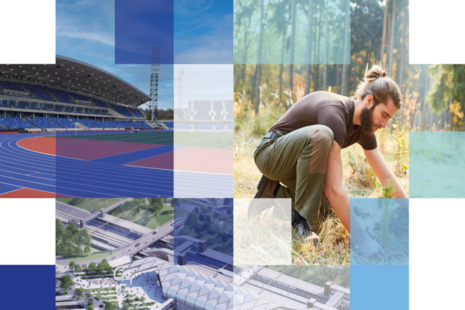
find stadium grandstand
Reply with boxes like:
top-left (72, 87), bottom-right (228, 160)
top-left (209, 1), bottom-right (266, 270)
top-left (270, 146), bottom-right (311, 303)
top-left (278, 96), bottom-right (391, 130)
top-left (0, 55), bottom-right (162, 132)
top-left (173, 100), bottom-right (233, 132)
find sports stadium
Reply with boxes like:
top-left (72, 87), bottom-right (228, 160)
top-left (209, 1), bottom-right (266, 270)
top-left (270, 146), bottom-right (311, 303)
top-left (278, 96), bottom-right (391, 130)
top-left (0, 56), bottom-right (232, 198)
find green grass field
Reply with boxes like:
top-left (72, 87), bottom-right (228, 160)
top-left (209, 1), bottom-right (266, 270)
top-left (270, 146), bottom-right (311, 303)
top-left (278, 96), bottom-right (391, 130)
top-left (57, 131), bottom-right (232, 149)
top-left (57, 198), bottom-right (127, 211)
top-left (108, 199), bottom-right (174, 229)
top-left (65, 246), bottom-right (112, 261)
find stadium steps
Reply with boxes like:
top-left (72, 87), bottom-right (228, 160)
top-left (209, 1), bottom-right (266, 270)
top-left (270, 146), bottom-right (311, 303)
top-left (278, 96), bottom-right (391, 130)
top-left (127, 108), bottom-right (137, 118)
top-left (48, 118), bottom-right (64, 128)
top-left (143, 121), bottom-right (157, 128)
top-left (17, 83), bottom-right (35, 99)
top-left (158, 122), bottom-right (169, 130)
top-left (43, 87), bottom-right (58, 102)
top-left (64, 91), bottom-right (77, 104)
top-left (107, 109), bottom-right (125, 119)
top-left (89, 120), bottom-right (100, 127)
top-left (22, 118), bottom-right (39, 128)
top-left (73, 122), bottom-right (88, 130)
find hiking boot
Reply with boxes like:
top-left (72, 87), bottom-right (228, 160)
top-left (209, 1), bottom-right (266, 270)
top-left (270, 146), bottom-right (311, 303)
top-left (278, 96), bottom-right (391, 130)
top-left (292, 212), bottom-right (320, 247)
top-left (248, 175), bottom-right (280, 217)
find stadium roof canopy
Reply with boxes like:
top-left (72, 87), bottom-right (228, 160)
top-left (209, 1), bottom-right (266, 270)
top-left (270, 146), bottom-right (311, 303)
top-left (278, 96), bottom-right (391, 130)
top-left (0, 55), bottom-right (151, 107)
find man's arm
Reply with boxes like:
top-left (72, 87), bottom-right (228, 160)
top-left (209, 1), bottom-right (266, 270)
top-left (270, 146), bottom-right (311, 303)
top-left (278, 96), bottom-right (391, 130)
top-left (324, 141), bottom-right (350, 231)
top-left (364, 147), bottom-right (408, 199)
top-left (325, 141), bottom-right (386, 258)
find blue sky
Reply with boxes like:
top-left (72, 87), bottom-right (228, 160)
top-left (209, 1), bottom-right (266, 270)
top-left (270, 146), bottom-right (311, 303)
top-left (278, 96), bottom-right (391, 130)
top-left (174, 0), bottom-right (233, 64)
top-left (56, 0), bottom-right (233, 110)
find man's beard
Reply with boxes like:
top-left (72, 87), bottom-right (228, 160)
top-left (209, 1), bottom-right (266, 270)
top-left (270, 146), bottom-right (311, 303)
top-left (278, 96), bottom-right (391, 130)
top-left (360, 105), bottom-right (379, 135)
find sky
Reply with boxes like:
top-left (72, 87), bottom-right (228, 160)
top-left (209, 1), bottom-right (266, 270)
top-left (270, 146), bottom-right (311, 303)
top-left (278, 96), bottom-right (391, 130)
top-left (56, 0), bottom-right (233, 110)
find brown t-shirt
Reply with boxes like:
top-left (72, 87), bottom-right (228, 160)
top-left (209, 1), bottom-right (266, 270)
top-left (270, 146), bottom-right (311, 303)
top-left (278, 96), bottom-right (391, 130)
top-left (269, 91), bottom-right (377, 150)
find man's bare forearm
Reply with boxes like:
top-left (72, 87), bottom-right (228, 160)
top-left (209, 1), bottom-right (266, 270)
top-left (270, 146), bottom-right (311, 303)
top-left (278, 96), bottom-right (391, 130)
top-left (326, 186), bottom-right (351, 233)
top-left (327, 187), bottom-right (375, 247)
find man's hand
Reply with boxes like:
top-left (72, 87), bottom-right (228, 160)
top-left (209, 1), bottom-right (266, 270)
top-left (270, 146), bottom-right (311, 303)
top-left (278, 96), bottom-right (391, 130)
top-left (359, 235), bottom-right (387, 260)
top-left (364, 147), bottom-right (408, 200)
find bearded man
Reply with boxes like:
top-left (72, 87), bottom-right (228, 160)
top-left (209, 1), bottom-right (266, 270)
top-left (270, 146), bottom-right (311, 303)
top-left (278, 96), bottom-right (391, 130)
top-left (252, 65), bottom-right (407, 258)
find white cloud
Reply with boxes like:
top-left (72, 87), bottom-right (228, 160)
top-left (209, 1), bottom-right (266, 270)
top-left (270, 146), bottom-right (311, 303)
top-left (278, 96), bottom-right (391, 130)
top-left (57, 29), bottom-right (114, 47)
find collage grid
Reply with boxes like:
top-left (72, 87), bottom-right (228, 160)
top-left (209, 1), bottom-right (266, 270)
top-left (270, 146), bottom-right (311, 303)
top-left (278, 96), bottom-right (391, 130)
top-left (0, 1), bottom-right (464, 310)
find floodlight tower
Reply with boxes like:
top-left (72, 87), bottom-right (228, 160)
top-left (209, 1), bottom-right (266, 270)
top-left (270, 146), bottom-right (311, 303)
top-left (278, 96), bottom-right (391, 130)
top-left (150, 46), bottom-right (161, 120)
top-left (174, 68), bottom-right (184, 109)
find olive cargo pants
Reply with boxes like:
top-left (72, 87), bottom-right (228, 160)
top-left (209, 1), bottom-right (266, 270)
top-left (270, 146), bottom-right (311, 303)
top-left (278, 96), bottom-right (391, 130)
top-left (254, 125), bottom-right (334, 224)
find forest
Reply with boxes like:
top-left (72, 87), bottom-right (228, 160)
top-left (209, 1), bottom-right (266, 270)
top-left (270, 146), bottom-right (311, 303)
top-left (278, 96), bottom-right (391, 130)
top-left (234, 0), bottom-right (465, 131)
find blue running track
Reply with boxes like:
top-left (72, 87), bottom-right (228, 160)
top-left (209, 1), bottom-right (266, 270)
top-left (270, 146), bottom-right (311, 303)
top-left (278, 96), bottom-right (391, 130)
top-left (0, 134), bottom-right (232, 198)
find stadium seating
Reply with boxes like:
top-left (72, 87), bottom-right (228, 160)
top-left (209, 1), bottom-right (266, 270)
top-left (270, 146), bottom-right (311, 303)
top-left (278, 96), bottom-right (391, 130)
top-left (49, 117), bottom-right (75, 128)
top-left (0, 102), bottom-right (12, 108)
top-left (27, 117), bottom-right (61, 129)
top-left (120, 121), bottom-right (142, 128)
top-left (226, 123), bottom-right (233, 130)
top-left (21, 83), bottom-right (54, 102)
top-left (162, 121), bottom-right (174, 129)
top-left (224, 100), bottom-right (233, 121)
top-left (4, 93), bottom-right (32, 99)
top-left (72, 119), bottom-right (99, 128)
top-left (108, 103), bottom-right (133, 117)
top-left (44, 87), bottom-right (75, 104)
top-left (193, 123), bottom-right (214, 130)
top-left (128, 107), bottom-right (145, 118)
top-left (175, 123), bottom-right (192, 130)
top-left (106, 120), bottom-right (127, 128)
top-left (0, 80), bottom-right (25, 92)
top-left (137, 121), bottom-right (152, 129)
top-left (191, 101), bottom-right (211, 120)
top-left (212, 101), bottom-right (225, 121)
top-left (92, 120), bottom-right (111, 128)
top-left (69, 92), bottom-right (88, 101)
top-left (91, 98), bottom-right (110, 108)
top-left (0, 117), bottom-right (37, 129)
top-left (174, 108), bottom-right (190, 120)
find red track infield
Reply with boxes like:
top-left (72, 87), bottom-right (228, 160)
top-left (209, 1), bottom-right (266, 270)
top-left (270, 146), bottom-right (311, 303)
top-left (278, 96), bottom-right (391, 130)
top-left (17, 137), bottom-right (160, 160)
top-left (127, 147), bottom-right (233, 174)
top-left (0, 188), bottom-right (58, 198)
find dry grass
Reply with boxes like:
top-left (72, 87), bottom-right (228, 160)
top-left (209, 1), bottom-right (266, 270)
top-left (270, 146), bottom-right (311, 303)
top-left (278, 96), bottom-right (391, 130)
top-left (234, 87), bottom-right (409, 265)
top-left (234, 199), bottom-right (292, 265)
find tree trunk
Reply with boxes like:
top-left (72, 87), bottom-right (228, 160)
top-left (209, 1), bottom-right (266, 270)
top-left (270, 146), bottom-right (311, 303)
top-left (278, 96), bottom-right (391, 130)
top-left (323, 4), bottom-right (329, 91)
top-left (380, 0), bottom-right (388, 65)
top-left (314, 10), bottom-right (321, 92)
top-left (305, 0), bottom-right (313, 95)
top-left (279, 34), bottom-right (285, 103)
top-left (398, 5), bottom-right (406, 94)
top-left (388, 0), bottom-right (396, 77)
top-left (288, 0), bottom-right (296, 109)
top-left (255, 0), bottom-right (265, 115)
top-left (341, 0), bottom-right (351, 95)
